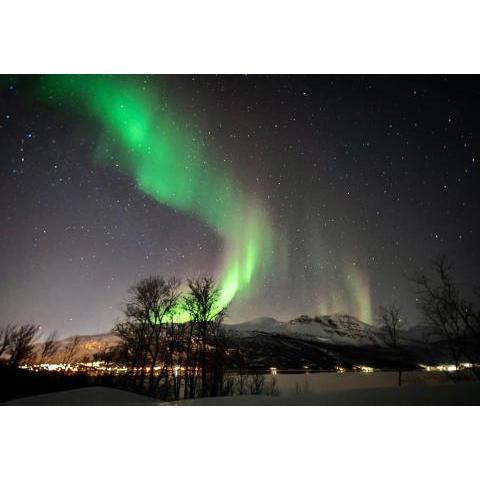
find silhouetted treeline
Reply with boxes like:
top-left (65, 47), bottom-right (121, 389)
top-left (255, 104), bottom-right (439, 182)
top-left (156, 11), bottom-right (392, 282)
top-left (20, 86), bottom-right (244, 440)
top-left (0, 323), bottom-right (83, 369)
top-left (0, 324), bottom-right (39, 367)
top-left (106, 276), bottom-right (231, 400)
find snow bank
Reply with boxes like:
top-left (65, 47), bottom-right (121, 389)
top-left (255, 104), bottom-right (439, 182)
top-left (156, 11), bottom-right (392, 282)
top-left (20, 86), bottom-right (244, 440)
top-left (3, 382), bottom-right (480, 406)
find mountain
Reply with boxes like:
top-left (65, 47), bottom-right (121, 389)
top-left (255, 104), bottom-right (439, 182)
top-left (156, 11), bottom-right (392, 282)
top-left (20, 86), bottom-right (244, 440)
top-left (33, 333), bottom-right (119, 362)
top-left (225, 317), bottom-right (281, 333)
top-left (36, 315), bottom-right (439, 369)
top-left (227, 314), bottom-right (385, 346)
top-left (222, 314), bottom-right (443, 369)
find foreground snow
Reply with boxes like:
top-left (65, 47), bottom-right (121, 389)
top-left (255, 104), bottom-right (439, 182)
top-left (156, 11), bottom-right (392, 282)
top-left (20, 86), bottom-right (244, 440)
top-left (171, 382), bottom-right (480, 405)
top-left (2, 386), bottom-right (162, 406)
top-left (3, 381), bottom-right (480, 406)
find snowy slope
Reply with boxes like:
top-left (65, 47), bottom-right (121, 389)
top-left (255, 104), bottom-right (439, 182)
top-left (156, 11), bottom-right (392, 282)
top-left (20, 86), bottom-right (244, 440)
top-left (226, 317), bottom-right (280, 333)
top-left (5, 382), bottom-right (480, 405)
top-left (227, 314), bottom-right (384, 346)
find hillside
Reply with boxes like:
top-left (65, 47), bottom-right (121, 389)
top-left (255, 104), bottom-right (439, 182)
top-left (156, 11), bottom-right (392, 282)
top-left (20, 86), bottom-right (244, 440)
top-left (226, 314), bottom-right (384, 346)
top-left (224, 314), bottom-right (437, 369)
top-left (34, 314), bottom-right (440, 369)
top-left (32, 333), bottom-right (119, 363)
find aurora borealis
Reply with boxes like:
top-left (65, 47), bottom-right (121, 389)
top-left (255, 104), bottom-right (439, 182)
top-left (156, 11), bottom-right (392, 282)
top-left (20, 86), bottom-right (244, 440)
top-left (37, 75), bottom-right (273, 313)
top-left (1, 75), bottom-right (479, 335)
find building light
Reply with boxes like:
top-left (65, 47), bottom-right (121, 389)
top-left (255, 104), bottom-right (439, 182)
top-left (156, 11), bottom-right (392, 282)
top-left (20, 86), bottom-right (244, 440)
top-left (270, 367), bottom-right (277, 375)
top-left (420, 363), bottom-right (473, 372)
top-left (355, 365), bottom-right (374, 373)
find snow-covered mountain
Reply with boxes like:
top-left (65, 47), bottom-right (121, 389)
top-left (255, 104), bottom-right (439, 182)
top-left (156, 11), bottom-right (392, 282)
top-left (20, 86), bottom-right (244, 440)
top-left (226, 314), bottom-right (385, 346)
top-left (227, 317), bottom-right (280, 333)
top-left (38, 315), bottom-right (433, 367)
top-left (223, 314), bottom-right (441, 369)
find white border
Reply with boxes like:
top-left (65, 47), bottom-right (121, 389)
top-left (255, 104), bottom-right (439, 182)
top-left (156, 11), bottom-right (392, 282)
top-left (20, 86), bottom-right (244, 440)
top-left (1, 1), bottom-right (480, 73)
top-left (0, 406), bottom-right (478, 479)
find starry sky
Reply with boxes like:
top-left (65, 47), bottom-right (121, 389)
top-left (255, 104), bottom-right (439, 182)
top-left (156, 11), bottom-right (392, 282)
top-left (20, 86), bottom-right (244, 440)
top-left (0, 75), bottom-right (478, 337)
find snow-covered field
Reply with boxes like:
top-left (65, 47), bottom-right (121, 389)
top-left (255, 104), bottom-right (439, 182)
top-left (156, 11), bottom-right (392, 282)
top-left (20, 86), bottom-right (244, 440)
top-left (172, 381), bottom-right (480, 406)
top-left (3, 371), bottom-right (479, 405)
top-left (2, 386), bottom-right (162, 406)
top-left (262, 370), bottom-right (450, 396)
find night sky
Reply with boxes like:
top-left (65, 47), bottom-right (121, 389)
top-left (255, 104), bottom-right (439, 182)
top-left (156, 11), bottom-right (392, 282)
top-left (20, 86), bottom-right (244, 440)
top-left (1, 75), bottom-right (478, 337)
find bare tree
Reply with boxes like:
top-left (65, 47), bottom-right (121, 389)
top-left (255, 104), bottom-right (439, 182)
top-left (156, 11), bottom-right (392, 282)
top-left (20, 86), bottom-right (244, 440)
top-left (0, 324), bottom-right (15, 359)
top-left (230, 341), bottom-right (249, 395)
top-left (37, 330), bottom-right (59, 365)
top-left (113, 275), bottom-right (230, 400)
top-left (181, 318), bottom-right (199, 399)
top-left (376, 304), bottom-right (404, 386)
top-left (164, 318), bottom-right (187, 401)
top-left (114, 276), bottom-right (181, 396)
top-left (7, 324), bottom-right (39, 367)
top-left (184, 277), bottom-right (227, 397)
top-left (60, 336), bottom-right (81, 367)
top-left (209, 311), bottom-right (228, 397)
top-left (113, 319), bottom-right (148, 383)
top-left (412, 256), bottom-right (480, 381)
top-left (247, 373), bottom-right (265, 395)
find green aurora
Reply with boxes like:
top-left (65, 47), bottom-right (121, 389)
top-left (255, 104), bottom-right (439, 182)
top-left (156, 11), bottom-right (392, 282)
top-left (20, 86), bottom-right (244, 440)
top-left (36, 75), bottom-right (372, 324)
top-left (37, 75), bottom-right (273, 317)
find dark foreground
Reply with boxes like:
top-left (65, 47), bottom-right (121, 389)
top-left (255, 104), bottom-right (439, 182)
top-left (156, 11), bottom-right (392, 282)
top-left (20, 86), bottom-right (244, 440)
top-left (0, 365), bottom-right (90, 403)
top-left (3, 382), bottom-right (480, 406)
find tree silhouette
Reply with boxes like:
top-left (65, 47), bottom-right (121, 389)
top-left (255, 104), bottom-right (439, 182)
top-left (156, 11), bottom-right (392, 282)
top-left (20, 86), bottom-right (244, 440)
top-left (7, 324), bottom-right (39, 367)
top-left (114, 276), bottom-right (181, 395)
top-left (184, 277), bottom-right (227, 397)
top-left (37, 330), bottom-right (60, 365)
top-left (0, 324), bottom-right (15, 359)
top-left (60, 336), bottom-right (81, 367)
top-left (376, 304), bottom-right (404, 386)
top-left (412, 255), bottom-right (480, 380)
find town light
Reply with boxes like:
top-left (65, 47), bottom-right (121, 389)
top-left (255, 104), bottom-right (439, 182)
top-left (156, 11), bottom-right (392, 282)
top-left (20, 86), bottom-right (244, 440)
top-left (356, 365), bottom-right (374, 373)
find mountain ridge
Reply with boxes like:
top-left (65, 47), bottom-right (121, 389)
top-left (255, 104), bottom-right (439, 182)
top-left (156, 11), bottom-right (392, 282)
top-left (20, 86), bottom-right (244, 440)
top-left (225, 313), bottom-right (384, 346)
